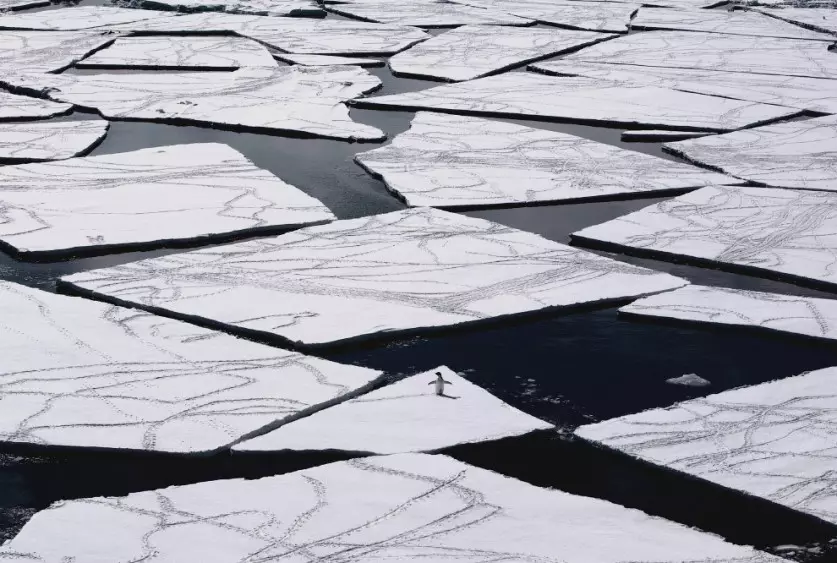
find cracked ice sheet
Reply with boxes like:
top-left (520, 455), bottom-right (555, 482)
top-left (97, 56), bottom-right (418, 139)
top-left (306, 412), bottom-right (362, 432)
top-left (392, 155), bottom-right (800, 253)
top-left (355, 112), bottom-right (737, 208)
top-left (3, 66), bottom-right (383, 141)
top-left (0, 120), bottom-right (108, 162)
top-left (0, 6), bottom-right (174, 31)
top-left (564, 31), bottom-right (837, 80)
top-left (449, 0), bottom-right (637, 33)
top-left (621, 285), bottom-right (837, 343)
top-left (665, 114), bottom-right (837, 192)
top-left (388, 25), bottom-right (614, 82)
top-left (0, 453), bottom-right (787, 563)
top-left (325, 2), bottom-right (531, 27)
top-left (577, 366), bottom-right (837, 527)
top-left (274, 53), bottom-right (383, 66)
top-left (0, 281), bottom-right (381, 454)
top-left (750, 7), bottom-right (837, 35)
top-left (631, 7), bottom-right (834, 40)
top-left (61, 208), bottom-right (687, 348)
top-left (0, 90), bottom-right (71, 120)
top-left (76, 36), bottom-right (277, 70)
top-left (0, 30), bottom-right (119, 73)
top-left (139, 0), bottom-right (322, 16)
top-left (353, 73), bottom-right (800, 132)
top-left (235, 367), bottom-right (553, 454)
top-left (0, 143), bottom-right (335, 259)
top-left (531, 60), bottom-right (837, 114)
top-left (572, 185), bottom-right (837, 289)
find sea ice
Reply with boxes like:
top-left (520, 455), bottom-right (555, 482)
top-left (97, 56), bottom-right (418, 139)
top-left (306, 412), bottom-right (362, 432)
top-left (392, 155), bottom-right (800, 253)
top-left (0, 281), bottom-right (381, 454)
top-left (450, 0), bottom-right (637, 32)
top-left (0, 30), bottom-right (119, 73)
top-left (577, 366), bottom-right (837, 526)
top-left (355, 112), bottom-right (737, 208)
top-left (61, 207), bottom-right (687, 348)
top-left (388, 25), bottom-right (614, 81)
top-left (353, 73), bottom-right (800, 131)
top-left (0, 452), bottom-right (789, 562)
top-left (137, 0), bottom-right (323, 16)
top-left (0, 90), bottom-right (71, 121)
top-left (664, 114), bottom-right (837, 192)
top-left (573, 185), bottom-right (837, 289)
top-left (325, 2), bottom-right (531, 27)
top-left (0, 120), bottom-right (108, 162)
top-left (234, 366), bottom-right (553, 454)
top-left (0, 0), bottom-right (49, 10)
top-left (0, 143), bottom-right (335, 258)
top-left (0, 6), bottom-right (173, 31)
top-left (750, 7), bottom-right (837, 35)
top-left (274, 53), bottom-right (383, 67)
top-left (666, 373), bottom-right (711, 387)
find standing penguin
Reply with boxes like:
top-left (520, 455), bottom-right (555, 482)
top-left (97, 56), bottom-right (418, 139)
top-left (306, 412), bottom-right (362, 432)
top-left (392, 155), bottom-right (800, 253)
top-left (429, 371), bottom-right (452, 396)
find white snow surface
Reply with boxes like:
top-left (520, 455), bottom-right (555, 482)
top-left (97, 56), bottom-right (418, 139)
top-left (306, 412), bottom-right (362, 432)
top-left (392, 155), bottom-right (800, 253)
top-left (450, 0), bottom-right (638, 32)
top-left (138, 0), bottom-right (322, 16)
top-left (234, 366), bottom-right (553, 454)
top-left (0, 6), bottom-right (174, 30)
top-left (326, 2), bottom-right (531, 27)
top-left (577, 366), bottom-right (837, 526)
top-left (750, 7), bottom-right (837, 35)
top-left (274, 53), bottom-right (383, 67)
top-left (0, 143), bottom-right (335, 257)
top-left (0, 120), bottom-right (108, 162)
top-left (61, 207), bottom-right (687, 347)
top-left (0, 452), bottom-right (788, 562)
top-left (355, 112), bottom-right (737, 208)
top-left (573, 185), bottom-right (837, 289)
top-left (355, 72), bottom-right (798, 131)
top-left (0, 30), bottom-right (119, 73)
top-left (0, 90), bottom-right (71, 120)
top-left (0, 281), bottom-right (382, 454)
top-left (388, 25), bottom-right (613, 81)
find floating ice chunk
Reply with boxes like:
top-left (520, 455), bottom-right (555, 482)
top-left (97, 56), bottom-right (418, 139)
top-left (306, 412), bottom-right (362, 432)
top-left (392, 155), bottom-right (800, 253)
top-left (622, 285), bottom-right (837, 343)
top-left (77, 36), bottom-right (277, 70)
top-left (0, 6), bottom-right (174, 31)
top-left (0, 143), bottom-right (335, 259)
top-left (564, 31), bottom-right (837, 79)
top-left (0, 281), bottom-right (381, 454)
top-left (0, 30), bottom-right (119, 73)
top-left (621, 130), bottom-right (713, 142)
top-left (0, 452), bottom-right (789, 562)
top-left (750, 7), bottom-right (837, 35)
top-left (137, 0), bottom-right (322, 16)
top-left (274, 53), bottom-right (383, 67)
top-left (664, 114), bottom-right (837, 192)
top-left (355, 112), bottom-right (737, 208)
top-left (0, 90), bottom-right (71, 121)
top-left (234, 366), bottom-right (553, 454)
top-left (577, 366), bottom-right (837, 526)
top-left (326, 2), bottom-right (531, 27)
top-left (61, 207), bottom-right (687, 348)
top-left (666, 373), bottom-right (711, 387)
top-left (0, 0), bottom-right (49, 10)
top-left (389, 25), bottom-right (614, 82)
top-left (450, 0), bottom-right (637, 33)
top-left (573, 186), bottom-right (837, 290)
top-left (354, 73), bottom-right (800, 132)
top-left (0, 120), bottom-right (107, 163)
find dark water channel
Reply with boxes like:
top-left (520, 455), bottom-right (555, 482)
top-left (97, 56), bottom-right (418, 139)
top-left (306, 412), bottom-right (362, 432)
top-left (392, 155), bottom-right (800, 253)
top-left (0, 6), bottom-right (836, 559)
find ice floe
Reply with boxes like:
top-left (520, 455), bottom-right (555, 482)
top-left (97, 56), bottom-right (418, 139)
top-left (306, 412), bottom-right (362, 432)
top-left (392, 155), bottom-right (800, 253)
top-left (353, 73), bottom-right (799, 131)
top-left (274, 53), bottom-right (383, 66)
top-left (0, 120), bottom-right (108, 162)
top-left (573, 185), bottom-right (837, 290)
top-left (355, 112), bottom-right (737, 208)
top-left (664, 114), bottom-right (837, 192)
top-left (0, 452), bottom-right (789, 562)
top-left (0, 0), bottom-right (49, 10)
top-left (234, 366), bottom-right (553, 454)
top-left (0, 90), bottom-right (71, 120)
top-left (0, 281), bottom-right (381, 454)
top-left (137, 0), bottom-right (323, 16)
top-left (451, 0), bottom-right (637, 32)
top-left (666, 373), bottom-right (711, 387)
top-left (325, 2), bottom-right (531, 27)
top-left (61, 207), bottom-right (687, 348)
top-left (577, 366), bottom-right (837, 526)
top-left (0, 30), bottom-right (119, 73)
top-left (750, 7), bottom-right (837, 35)
top-left (0, 6), bottom-right (174, 31)
top-left (388, 25), bottom-right (614, 82)
top-left (0, 143), bottom-right (335, 258)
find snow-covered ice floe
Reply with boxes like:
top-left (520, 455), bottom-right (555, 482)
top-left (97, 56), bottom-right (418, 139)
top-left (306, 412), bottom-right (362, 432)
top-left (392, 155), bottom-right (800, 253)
top-left (274, 53), bottom-right (383, 67)
top-left (664, 114), bottom-right (837, 192)
top-left (234, 366), bottom-right (553, 454)
top-left (749, 7), bottom-right (837, 35)
top-left (666, 373), bottom-right (711, 387)
top-left (0, 30), bottom-right (119, 73)
top-left (0, 120), bottom-right (108, 163)
top-left (0, 143), bottom-right (335, 259)
top-left (325, 1), bottom-right (531, 27)
top-left (0, 0), bottom-right (49, 11)
top-left (1, 66), bottom-right (384, 141)
top-left (137, 0), bottom-right (323, 17)
top-left (622, 285), bottom-right (837, 343)
top-left (0, 6), bottom-right (174, 31)
top-left (388, 24), bottom-right (614, 82)
top-left (0, 90), bottom-right (71, 121)
top-left (353, 73), bottom-right (799, 131)
top-left (572, 185), bottom-right (837, 290)
top-left (355, 112), bottom-right (737, 208)
top-left (577, 366), bottom-right (837, 527)
top-left (61, 207), bottom-right (687, 348)
top-left (0, 281), bottom-right (382, 454)
top-left (0, 452), bottom-right (789, 562)
top-left (449, 0), bottom-right (638, 33)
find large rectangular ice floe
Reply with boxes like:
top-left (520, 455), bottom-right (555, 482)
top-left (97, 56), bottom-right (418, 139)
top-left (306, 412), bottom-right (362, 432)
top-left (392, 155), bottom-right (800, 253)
top-left (0, 30), bottom-right (119, 73)
top-left (564, 31), bottom-right (837, 79)
top-left (326, 1), bottom-right (531, 27)
top-left (353, 73), bottom-right (799, 131)
top-left (234, 366), bottom-right (553, 454)
top-left (0, 452), bottom-right (788, 563)
top-left (664, 114), bottom-right (837, 192)
top-left (3, 66), bottom-right (383, 141)
top-left (573, 185), bottom-right (837, 290)
top-left (622, 285), bottom-right (837, 343)
top-left (751, 7), bottom-right (837, 35)
top-left (0, 120), bottom-right (108, 162)
top-left (451, 0), bottom-right (638, 33)
top-left (136, 0), bottom-right (322, 16)
top-left (0, 281), bottom-right (382, 454)
top-left (61, 207), bottom-right (687, 348)
top-left (0, 143), bottom-right (335, 259)
top-left (355, 112), bottom-right (737, 208)
top-left (0, 91), bottom-right (71, 121)
top-left (388, 25), bottom-right (614, 82)
top-left (577, 366), bottom-right (837, 527)
top-left (0, 6), bottom-right (173, 30)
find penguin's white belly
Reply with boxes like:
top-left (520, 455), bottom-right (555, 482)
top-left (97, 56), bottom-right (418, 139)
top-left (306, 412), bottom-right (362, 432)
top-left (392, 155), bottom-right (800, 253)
top-left (435, 380), bottom-right (444, 395)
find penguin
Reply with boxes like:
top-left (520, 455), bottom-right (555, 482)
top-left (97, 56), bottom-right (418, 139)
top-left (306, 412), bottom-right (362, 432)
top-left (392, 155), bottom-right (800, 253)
top-left (429, 371), bottom-right (452, 396)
